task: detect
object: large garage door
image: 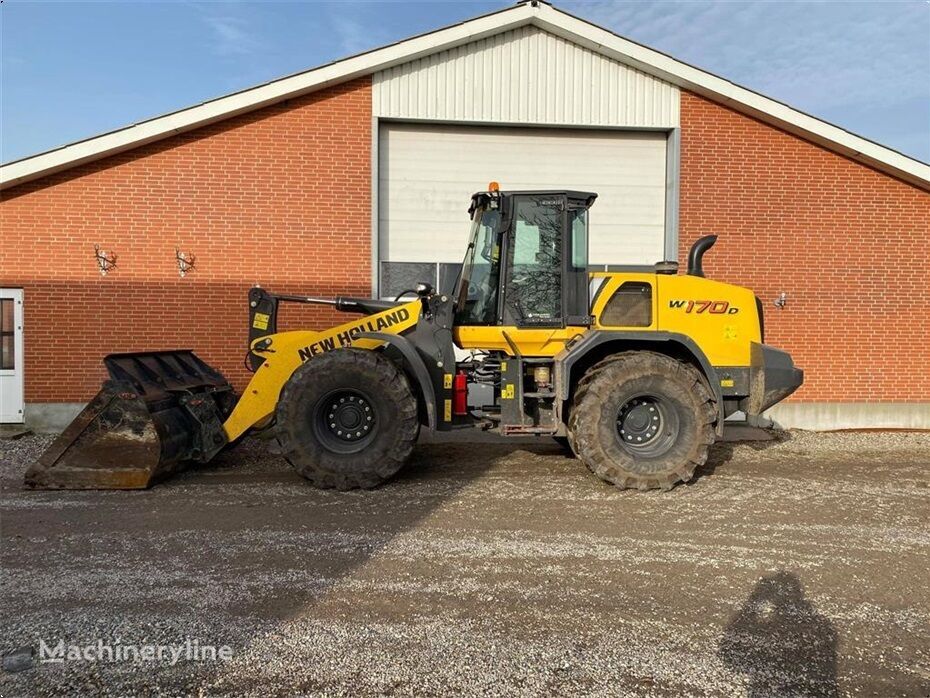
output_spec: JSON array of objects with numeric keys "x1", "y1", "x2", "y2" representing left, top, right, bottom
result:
[{"x1": 378, "y1": 123, "x2": 667, "y2": 296}]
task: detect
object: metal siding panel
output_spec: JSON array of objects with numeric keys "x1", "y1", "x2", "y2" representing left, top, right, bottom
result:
[
  {"x1": 664, "y1": 127, "x2": 681, "y2": 261},
  {"x1": 379, "y1": 123, "x2": 668, "y2": 266},
  {"x1": 372, "y1": 26, "x2": 679, "y2": 127},
  {"x1": 516, "y1": 28, "x2": 526, "y2": 122}
]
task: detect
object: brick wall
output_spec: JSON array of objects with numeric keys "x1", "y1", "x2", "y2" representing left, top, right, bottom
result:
[
  {"x1": 679, "y1": 91, "x2": 930, "y2": 401},
  {"x1": 0, "y1": 77, "x2": 373, "y2": 402},
  {"x1": 3, "y1": 79, "x2": 928, "y2": 405}
]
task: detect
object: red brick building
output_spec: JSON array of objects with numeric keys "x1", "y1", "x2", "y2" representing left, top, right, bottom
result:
[{"x1": 2, "y1": 2, "x2": 928, "y2": 430}]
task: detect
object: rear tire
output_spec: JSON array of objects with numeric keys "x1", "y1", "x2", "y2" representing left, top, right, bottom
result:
[
  {"x1": 275, "y1": 349, "x2": 419, "y2": 490},
  {"x1": 568, "y1": 352, "x2": 716, "y2": 490}
]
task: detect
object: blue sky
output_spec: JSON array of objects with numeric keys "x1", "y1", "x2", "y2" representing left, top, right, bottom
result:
[{"x1": 2, "y1": 1, "x2": 928, "y2": 164}]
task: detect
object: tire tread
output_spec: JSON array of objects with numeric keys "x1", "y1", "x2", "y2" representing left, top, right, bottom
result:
[
  {"x1": 275, "y1": 349, "x2": 419, "y2": 490},
  {"x1": 568, "y1": 351, "x2": 717, "y2": 491}
]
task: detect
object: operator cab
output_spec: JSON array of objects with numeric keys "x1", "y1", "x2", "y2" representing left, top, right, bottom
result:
[{"x1": 454, "y1": 184, "x2": 597, "y2": 329}]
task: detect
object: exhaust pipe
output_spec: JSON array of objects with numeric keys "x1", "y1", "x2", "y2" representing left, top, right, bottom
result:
[{"x1": 687, "y1": 235, "x2": 718, "y2": 277}]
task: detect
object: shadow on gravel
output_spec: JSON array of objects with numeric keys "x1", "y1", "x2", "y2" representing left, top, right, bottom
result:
[
  {"x1": 193, "y1": 440, "x2": 521, "y2": 691},
  {"x1": 719, "y1": 571, "x2": 838, "y2": 697},
  {"x1": 0, "y1": 434, "x2": 526, "y2": 693}
]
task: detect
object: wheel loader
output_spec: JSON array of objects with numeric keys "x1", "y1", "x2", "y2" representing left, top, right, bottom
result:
[{"x1": 26, "y1": 184, "x2": 802, "y2": 491}]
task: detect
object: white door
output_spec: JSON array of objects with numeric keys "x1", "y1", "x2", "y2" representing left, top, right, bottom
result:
[
  {"x1": 0, "y1": 289, "x2": 24, "y2": 423},
  {"x1": 378, "y1": 123, "x2": 667, "y2": 295}
]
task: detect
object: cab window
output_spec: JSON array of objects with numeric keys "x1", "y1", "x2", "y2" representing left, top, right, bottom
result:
[
  {"x1": 570, "y1": 209, "x2": 588, "y2": 271},
  {"x1": 503, "y1": 196, "x2": 562, "y2": 326},
  {"x1": 454, "y1": 206, "x2": 503, "y2": 326}
]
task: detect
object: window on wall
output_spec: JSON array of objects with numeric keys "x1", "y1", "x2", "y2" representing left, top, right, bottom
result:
[
  {"x1": 380, "y1": 262, "x2": 463, "y2": 299},
  {"x1": 0, "y1": 300, "x2": 14, "y2": 370}
]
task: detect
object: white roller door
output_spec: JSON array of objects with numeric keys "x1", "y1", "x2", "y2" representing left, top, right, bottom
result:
[{"x1": 378, "y1": 122, "x2": 667, "y2": 295}]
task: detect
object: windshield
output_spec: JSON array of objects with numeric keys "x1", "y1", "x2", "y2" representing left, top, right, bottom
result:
[{"x1": 454, "y1": 204, "x2": 503, "y2": 325}]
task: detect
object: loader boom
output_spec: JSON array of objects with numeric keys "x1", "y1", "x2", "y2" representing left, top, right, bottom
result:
[{"x1": 223, "y1": 299, "x2": 421, "y2": 441}]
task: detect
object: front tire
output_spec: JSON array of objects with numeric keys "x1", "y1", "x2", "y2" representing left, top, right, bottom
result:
[
  {"x1": 275, "y1": 349, "x2": 419, "y2": 490},
  {"x1": 569, "y1": 352, "x2": 716, "y2": 490}
]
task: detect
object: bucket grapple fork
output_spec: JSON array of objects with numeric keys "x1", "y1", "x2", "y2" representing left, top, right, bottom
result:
[{"x1": 24, "y1": 351, "x2": 235, "y2": 489}]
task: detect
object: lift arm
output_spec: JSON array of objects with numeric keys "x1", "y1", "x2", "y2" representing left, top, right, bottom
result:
[{"x1": 223, "y1": 299, "x2": 422, "y2": 441}]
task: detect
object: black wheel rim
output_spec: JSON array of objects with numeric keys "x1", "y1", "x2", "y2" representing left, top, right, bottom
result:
[
  {"x1": 616, "y1": 394, "x2": 679, "y2": 457},
  {"x1": 313, "y1": 389, "x2": 378, "y2": 453}
]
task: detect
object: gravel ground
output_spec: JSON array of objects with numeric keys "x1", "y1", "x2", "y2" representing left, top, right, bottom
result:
[{"x1": 1, "y1": 430, "x2": 928, "y2": 696}]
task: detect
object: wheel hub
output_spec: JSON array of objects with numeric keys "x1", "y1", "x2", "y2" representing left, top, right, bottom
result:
[
  {"x1": 617, "y1": 397, "x2": 662, "y2": 445},
  {"x1": 322, "y1": 391, "x2": 375, "y2": 444}
]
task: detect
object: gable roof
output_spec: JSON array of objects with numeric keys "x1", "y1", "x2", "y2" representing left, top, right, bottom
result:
[{"x1": 2, "y1": 1, "x2": 928, "y2": 191}]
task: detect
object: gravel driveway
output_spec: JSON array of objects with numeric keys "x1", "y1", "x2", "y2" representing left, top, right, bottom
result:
[{"x1": 1, "y1": 430, "x2": 928, "y2": 696}]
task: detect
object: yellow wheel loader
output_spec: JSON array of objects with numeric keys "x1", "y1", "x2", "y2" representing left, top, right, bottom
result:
[{"x1": 26, "y1": 185, "x2": 802, "y2": 491}]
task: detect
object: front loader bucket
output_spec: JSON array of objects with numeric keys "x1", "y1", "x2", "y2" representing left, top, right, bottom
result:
[{"x1": 24, "y1": 351, "x2": 236, "y2": 490}]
